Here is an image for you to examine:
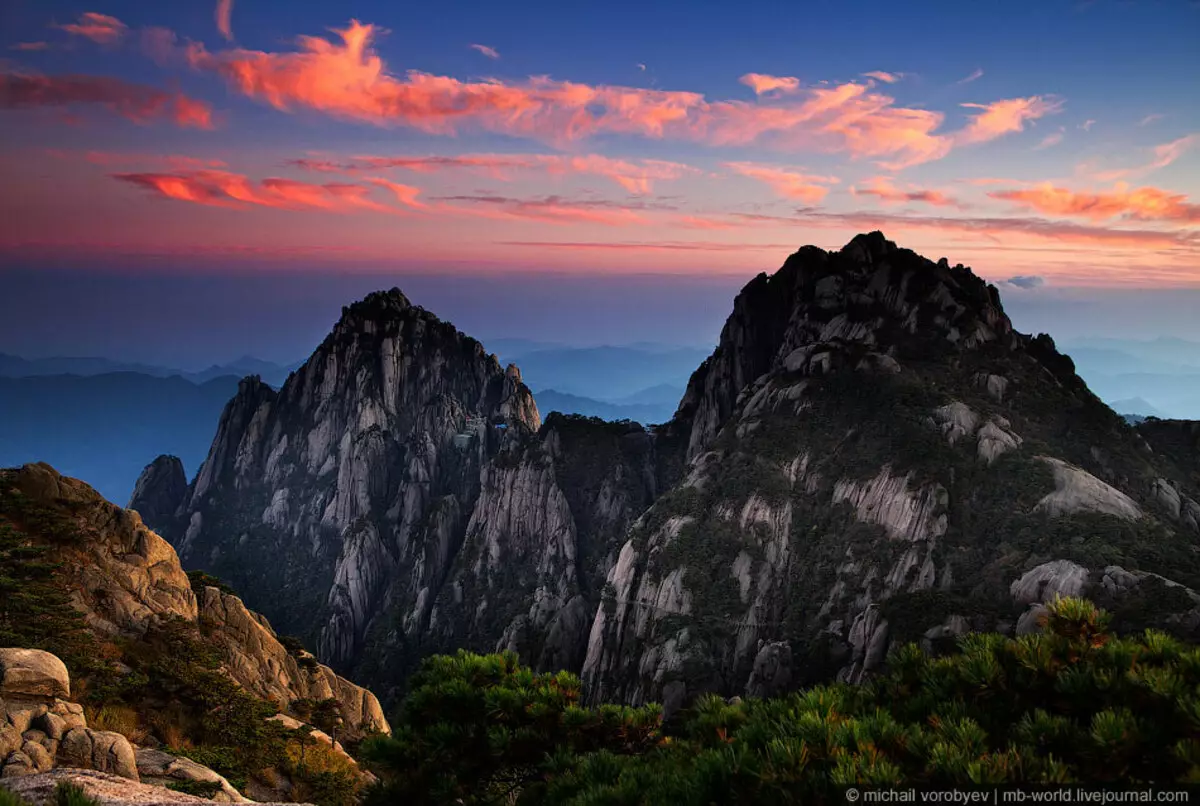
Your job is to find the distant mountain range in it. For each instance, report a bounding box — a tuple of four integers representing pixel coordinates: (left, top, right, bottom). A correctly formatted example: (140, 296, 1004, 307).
(0, 352, 303, 388)
(1060, 338, 1200, 419)
(0, 372, 239, 503)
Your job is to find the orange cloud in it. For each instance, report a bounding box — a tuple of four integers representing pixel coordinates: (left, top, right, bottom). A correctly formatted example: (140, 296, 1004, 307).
(989, 182, 1200, 224)
(290, 152, 698, 192)
(469, 44, 500, 59)
(166, 20, 1065, 169)
(55, 12, 127, 45)
(956, 95, 1063, 145)
(113, 169, 411, 212)
(852, 177, 963, 208)
(739, 73, 801, 95)
(216, 0, 234, 41)
(0, 72, 214, 128)
(862, 71, 903, 84)
(723, 162, 839, 202)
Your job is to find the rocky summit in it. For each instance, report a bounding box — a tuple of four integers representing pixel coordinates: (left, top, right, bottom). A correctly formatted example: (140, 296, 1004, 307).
(132, 233, 1200, 712)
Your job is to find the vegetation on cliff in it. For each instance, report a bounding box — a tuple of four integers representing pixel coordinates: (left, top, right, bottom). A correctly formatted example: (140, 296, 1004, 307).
(365, 598, 1200, 803)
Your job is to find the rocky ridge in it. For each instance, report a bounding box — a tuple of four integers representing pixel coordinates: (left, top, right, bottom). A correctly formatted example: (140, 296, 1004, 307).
(133, 235, 1200, 712)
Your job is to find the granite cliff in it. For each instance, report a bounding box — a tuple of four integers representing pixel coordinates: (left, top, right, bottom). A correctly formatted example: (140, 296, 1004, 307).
(133, 235, 1200, 712)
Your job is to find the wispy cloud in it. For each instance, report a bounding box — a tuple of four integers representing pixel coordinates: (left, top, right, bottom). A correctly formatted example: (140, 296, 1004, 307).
(1137, 113, 1165, 127)
(1000, 275, 1046, 289)
(288, 152, 699, 193)
(113, 169, 405, 212)
(54, 12, 127, 45)
(862, 71, 904, 84)
(1084, 133, 1198, 181)
(851, 176, 964, 208)
(469, 43, 500, 59)
(216, 0, 235, 41)
(738, 73, 801, 95)
(1080, 119, 1096, 131)
(723, 162, 839, 202)
(956, 68, 984, 85)
(1034, 129, 1065, 150)
(957, 96, 1064, 145)
(10, 42, 50, 51)
(0, 72, 213, 128)
(990, 182, 1200, 224)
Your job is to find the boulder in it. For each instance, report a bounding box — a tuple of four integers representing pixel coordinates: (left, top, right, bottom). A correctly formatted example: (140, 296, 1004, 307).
(1, 750, 35, 778)
(0, 650, 70, 700)
(58, 728, 139, 781)
(20, 741, 52, 773)
(135, 748, 248, 803)
(1010, 560, 1090, 605)
(745, 642, 792, 699)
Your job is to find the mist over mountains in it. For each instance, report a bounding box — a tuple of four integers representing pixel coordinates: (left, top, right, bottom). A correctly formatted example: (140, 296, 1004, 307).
(2, 332, 1197, 507)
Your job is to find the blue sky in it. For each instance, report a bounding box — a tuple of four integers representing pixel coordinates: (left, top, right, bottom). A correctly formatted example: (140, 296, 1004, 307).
(1, 0, 1198, 360)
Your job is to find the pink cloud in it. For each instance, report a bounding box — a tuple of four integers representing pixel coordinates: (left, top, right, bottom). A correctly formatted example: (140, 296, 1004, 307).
(0, 72, 214, 128)
(469, 44, 500, 59)
(75, 151, 228, 169)
(1033, 130, 1064, 150)
(10, 42, 51, 52)
(852, 177, 963, 208)
(163, 20, 1062, 169)
(862, 71, 903, 84)
(365, 178, 426, 208)
(216, 0, 235, 41)
(739, 73, 801, 96)
(956, 95, 1063, 145)
(55, 12, 127, 45)
(112, 169, 411, 212)
(956, 68, 984, 85)
(1081, 134, 1198, 182)
(289, 152, 698, 192)
(723, 162, 839, 202)
(428, 193, 660, 226)
(989, 182, 1200, 224)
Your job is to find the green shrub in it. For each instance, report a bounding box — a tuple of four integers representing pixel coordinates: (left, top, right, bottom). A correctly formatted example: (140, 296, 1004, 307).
(54, 783, 102, 806)
(365, 598, 1200, 805)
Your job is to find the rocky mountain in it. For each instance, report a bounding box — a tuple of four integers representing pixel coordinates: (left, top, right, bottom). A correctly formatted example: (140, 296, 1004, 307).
(133, 234, 1200, 713)
(579, 232, 1200, 710)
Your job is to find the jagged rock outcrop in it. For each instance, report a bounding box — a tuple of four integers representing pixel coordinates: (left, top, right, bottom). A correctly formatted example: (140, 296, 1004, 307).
(1, 464, 388, 739)
(131, 236, 1200, 712)
(137, 290, 676, 702)
(580, 233, 1200, 707)
(127, 457, 187, 527)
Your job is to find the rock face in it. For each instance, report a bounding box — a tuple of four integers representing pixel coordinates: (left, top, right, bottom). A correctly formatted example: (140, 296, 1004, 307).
(127, 456, 188, 527)
(578, 232, 1200, 707)
(137, 291, 675, 701)
(134, 235, 1200, 712)
(1, 769, 307, 806)
(2, 464, 388, 739)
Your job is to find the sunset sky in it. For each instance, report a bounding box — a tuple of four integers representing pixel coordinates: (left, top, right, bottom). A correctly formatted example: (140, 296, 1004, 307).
(2, 0, 1199, 362)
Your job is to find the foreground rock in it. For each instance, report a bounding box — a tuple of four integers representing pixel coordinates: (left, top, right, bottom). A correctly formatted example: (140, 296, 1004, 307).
(134, 749, 246, 804)
(5, 463, 388, 739)
(1, 769, 307, 806)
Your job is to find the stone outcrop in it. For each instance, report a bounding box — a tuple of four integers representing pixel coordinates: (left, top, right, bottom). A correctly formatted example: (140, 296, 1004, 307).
(127, 457, 187, 527)
(134, 749, 246, 803)
(129, 235, 1200, 712)
(579, 233, 1200, 708)
(1, 649, 133, 783)
(3, 464, 388, 740)
(1, 769, 307, 806)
